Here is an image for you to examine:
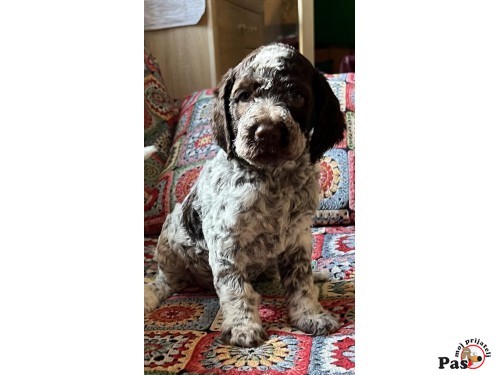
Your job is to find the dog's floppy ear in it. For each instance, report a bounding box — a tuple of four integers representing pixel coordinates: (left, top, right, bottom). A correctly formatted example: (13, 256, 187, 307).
(212, 68, 236, 159)
(309, 72, 346, 163)
(461, 348, 470, 360)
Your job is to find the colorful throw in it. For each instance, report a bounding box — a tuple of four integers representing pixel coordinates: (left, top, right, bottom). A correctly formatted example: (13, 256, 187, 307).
(144, 225, 355, 374)
(144, 46, 181, 209)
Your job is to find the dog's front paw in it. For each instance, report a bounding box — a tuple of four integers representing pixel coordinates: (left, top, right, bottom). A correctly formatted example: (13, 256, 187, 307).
(144, 284, 160, 314)
(292, 310, 340, 335)
(221, 322, 268, 347)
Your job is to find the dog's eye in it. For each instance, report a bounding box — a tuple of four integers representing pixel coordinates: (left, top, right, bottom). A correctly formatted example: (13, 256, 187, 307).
(236, 91, 252, 103)
(288, 92, 305, 107)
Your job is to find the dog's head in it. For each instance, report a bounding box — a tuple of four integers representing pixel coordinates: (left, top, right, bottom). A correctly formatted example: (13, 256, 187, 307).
(212, 43, 345, 167)
(461, 348, 483, 363)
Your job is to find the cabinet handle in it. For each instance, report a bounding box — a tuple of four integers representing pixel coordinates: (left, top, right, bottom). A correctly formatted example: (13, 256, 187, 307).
(238, 24, 247, 33)
(249, 26, 258, 33)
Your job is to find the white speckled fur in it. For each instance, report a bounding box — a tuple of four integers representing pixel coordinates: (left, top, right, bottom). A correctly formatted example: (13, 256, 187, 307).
(247, 43, 293, 72)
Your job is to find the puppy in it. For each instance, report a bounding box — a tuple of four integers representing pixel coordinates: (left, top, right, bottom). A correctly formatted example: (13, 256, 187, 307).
(144, 43, 346, 347)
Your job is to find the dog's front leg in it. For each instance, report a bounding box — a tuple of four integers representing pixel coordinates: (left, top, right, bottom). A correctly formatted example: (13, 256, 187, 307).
(278, 236, 340, 335)
(212, 260, 268, 347)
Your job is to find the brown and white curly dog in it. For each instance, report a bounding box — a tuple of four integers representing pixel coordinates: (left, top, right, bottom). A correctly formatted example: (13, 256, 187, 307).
(145, 43, 346, 347)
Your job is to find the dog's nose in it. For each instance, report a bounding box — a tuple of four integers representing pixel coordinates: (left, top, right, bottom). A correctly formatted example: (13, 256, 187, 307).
(254, 123, 287, 145)
(477, 356, 482, 361)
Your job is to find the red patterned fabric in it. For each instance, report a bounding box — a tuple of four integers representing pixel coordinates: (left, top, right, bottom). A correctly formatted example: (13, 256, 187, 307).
(145, 225, 355, 374)
(144, 89, 216, 234)
(144, 46, 180, 225)
(349, 150, 355, 210)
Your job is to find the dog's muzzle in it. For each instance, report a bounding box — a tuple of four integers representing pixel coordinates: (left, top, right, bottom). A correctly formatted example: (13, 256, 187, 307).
(254, 123, 289, 151)
(250, 122, 292, 164)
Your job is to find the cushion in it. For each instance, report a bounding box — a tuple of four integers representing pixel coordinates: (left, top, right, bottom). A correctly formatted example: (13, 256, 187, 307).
(313, 73, 355, 225)
(144, 46, 180, 210)
(144, 74, 355, 234)
(144, 89, 216, 234)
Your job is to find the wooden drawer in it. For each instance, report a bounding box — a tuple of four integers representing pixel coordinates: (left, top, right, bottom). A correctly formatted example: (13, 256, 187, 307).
(213, 0, 264, 78)
(241, 10, 263, 48)
(224, 0, 264, 14)
(214, 0, 263, 49)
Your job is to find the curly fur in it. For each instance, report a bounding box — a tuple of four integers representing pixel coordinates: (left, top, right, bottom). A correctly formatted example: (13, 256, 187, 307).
(144, 43, 346, 347)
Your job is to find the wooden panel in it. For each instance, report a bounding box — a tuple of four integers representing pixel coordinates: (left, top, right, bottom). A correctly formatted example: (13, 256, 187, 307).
(213, 0, 262, 48)
(214, 30, 248, 80)
(298, 0, 314, 65)
(264, 0, 298, 25)
(225, 0, 264, 14)
(144, 13, 215, 99)
(213, 0, 264, 78)
(242, 10, 264, 48)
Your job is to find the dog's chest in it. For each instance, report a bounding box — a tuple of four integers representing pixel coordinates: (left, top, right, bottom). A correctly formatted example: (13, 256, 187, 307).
(200, 158, 319, 258)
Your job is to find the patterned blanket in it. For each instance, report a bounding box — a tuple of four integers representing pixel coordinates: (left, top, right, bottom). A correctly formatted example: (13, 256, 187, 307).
(144, 225, 354, 374)
(144, 47, 355, 374)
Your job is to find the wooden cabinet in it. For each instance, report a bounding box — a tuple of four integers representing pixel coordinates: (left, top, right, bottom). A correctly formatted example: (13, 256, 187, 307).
(145, 0, 264, 99)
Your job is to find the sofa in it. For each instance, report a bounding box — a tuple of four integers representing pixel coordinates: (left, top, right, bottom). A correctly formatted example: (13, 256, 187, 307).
(144, 46, 355, 375)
